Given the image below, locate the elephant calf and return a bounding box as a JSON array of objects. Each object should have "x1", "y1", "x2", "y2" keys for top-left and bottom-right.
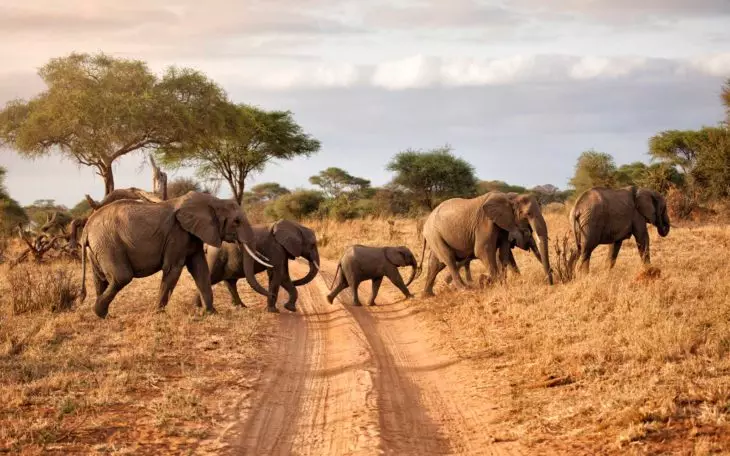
[
  {"x1": 571, "y1": 186, "x2": 670, "y2": 273},
  {"x1": 197, "y1": 219, "x2": 320, "y2": 313},
  {"x1": 327, "y1": 245, "x2": 417, "y2": 306}
]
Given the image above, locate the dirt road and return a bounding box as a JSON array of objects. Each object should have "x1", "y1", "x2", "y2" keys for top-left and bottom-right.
[{"x1": 223, "y1": 260, "x2": 522, "y2": 455}]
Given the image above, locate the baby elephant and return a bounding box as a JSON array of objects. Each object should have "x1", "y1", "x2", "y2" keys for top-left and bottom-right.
[{"x1": 327, "y1": 245, "x2": 417, "y2": 306}]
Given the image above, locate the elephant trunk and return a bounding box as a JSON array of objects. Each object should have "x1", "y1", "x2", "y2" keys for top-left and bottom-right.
[
  {"x1": 657, "y1": 212, "x2": 671, "y2": 237},
  {"x1": 292, "y1": 249, "x2": 320, "y2": 286},
  {"x1": 241, "y1": 242, "x2": 271, "y2": 297},
  {"x1": 529, "y1": 214, "x2": 553, "y2": 285},
  {"x1": 405, "y1": 259, "x2": 418, "y2": 287}
]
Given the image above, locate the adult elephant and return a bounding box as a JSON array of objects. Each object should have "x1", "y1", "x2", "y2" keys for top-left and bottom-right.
[
  {"x1": 79, "y1": 191, "x2": 272, "y2": 318},
  {"x1": 421, "y1": 191, "x2": 552, "y2": 296},
  {"x1": 198, "y1": 219, "x2": 320, "y2": 313},
  {"x1": 571, "y1": 186, "x2": 670, "y2": 273},
  {"x1": 446, "y1": 218, "x2": 542, "y2": 284}
]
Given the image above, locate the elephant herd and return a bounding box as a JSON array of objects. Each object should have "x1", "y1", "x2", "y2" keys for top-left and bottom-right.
[{"x1": 77, "y1": 184, "x2": 670, "y2": 318}]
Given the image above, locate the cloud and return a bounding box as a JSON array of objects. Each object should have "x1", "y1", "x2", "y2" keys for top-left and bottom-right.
[
  {"x1": 689, "y1": 53, "x2": 730, "y2": 77},
  {"x1": 363, "y1": 0, "x2": 520, "y2": 30},
  {"x1": 508, "y1": 0, "x2": 730, "y2": 21}
]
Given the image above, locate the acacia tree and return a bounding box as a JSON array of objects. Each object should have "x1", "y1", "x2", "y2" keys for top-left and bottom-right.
[
  {"x1": 387, "y1": 145, "x2": 477, "y2": 210},
  {"x1": 0, "y1": 53, "x2": 227, "y2": 196},
  {"x1": 569, "y1": 150, "x2": 617, "y2": 195},
  {"x1": 160, "y1": 103, "x2": 320, "y2": 204},
  {"x1": 309, "y1": 167, "x2": 370, "y2": 199},
  {"x1": 723, "y1": 78, "x2": 730, "y2": 123}
]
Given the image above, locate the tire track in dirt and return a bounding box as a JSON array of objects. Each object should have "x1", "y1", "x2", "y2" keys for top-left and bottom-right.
[
  {"x1": 230, "y1": 261, "x2": 380, "y2": 455},
  {"x1": 321, "y1": 258, "x2": 523, "y2": 456}
]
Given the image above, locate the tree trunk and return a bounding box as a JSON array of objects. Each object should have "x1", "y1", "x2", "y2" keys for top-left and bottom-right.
[
  {"x1": 102, "y1": 166, "x2": 115, "y2": 196},
  {"x1": 149, "y1": 155, "x2": 168, "y2": 200}
]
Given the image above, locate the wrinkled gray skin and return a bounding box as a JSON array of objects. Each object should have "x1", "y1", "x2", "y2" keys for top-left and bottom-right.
[
  {"x1": 421, "y1": 191, "x2": 553, "y2": 296},
  {"x1": 327, "y1": 245, "x2": 417, "y2": 306},
  {"x1": 445, "y1": 219, "x2": 542, "y2": 284},
  {"x1": 79, "y1": 192, "x2": 271, "y2": 318},
  {"x1": 196, "y1": 219, "x2": 320, "y2": 313},
  {"x1": 571, "y1": 186, "x2": 670, "y2": 273}
]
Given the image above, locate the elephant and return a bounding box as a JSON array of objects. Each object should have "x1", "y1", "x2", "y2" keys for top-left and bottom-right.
[
  {"x1": 570, "y1": 186, "x2": 670, "y2": 273},
  {"x1": 421, "y1": 191, "x2": 552, "y2": 296},
  {"x1": 445, "y1": 218, "x2": 542, "y2": 284},
  {"x1": 326, "y1": 245, "x2": 417, "y2": 306},
  {"x1": 79, "y1": 191, "x2": 273, "y2": 318},
  {"x1": 196, "y1": 219, "x2": 320, "y2": 313}
]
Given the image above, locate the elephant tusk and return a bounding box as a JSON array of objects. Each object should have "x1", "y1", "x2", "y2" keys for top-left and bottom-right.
[
  {"x1": 244, "y1": 243, "x2": 274, "y2": 268},
  {"x1": 313, "y1": 260, "x2": 320, "y2": 271}
]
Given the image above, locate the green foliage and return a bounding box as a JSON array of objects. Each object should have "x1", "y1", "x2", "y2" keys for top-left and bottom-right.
[
  {"x1": 0, "y1": 53, "x2": 227, "y2": 196},
  {"x1": 0, "y1": 167, "x2": 28, "y2": 234},
  {"x1": 160, "y1": 103, "x2": 320, "y2": 203},
  {"x1": 615, "y1": 162, "x2": 648, "y2": 186},
  {"x1": 309, "y1": 167, "x2": 370, "y2": 199},
  {"x1": 264, "y1": 189, "x2": 324, "y2": 220},
  {"x1": 69, "y1": 199, "x2": 92, "y2": 218},
  {"x1": 692, "y1": 127, "x2": 730, "y2": 199},
  {"x1": 23, "y1": 200, "x2": 72, "y2": 230},
  {"x1": 639, "y1": 163, "x2": 685, "y2": 193},
  {"x1": 477, "y1": 180, "x2": 527, "y2": 194},
  {"x1": 370, "y1": 185, "x2": 417, "y2": 217},
  {"x1": 529, "y1": 184, "x2": 573, "y2": 205},
  {"x1": 387, "y1": 145, "x2": 477, "y2": 209},
  {"x1": 242, "y1": 182, "x2": 290, "y2": 205},
  {"x1": 167, "y1": 177, "x2": 203, "y2": 199},
  {"x1": 648, "y1": 128, "x2": 721, "y2": 175},
  {"x1": 569, "y1": 150, "x2": 617, "y2": 195}
]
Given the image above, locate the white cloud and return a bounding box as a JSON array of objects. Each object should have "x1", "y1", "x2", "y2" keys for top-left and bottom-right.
[
  {"x1": 371, "y1": 55, "x2": 440, "y2": 90},
  {"x1": 569, "y1": 56, "x2": 647, "y2": 80},
  {"x1": 689, "y1": 53, "x2": 730, "y2": 77},
  {"x1": 440, "y1": 55, "x2": 536, "y2": 86}
]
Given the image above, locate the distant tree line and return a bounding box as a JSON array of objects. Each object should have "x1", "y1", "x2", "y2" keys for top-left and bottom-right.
[{"x1": 1, "y1": 52, "x2": 728, "y2": 226}]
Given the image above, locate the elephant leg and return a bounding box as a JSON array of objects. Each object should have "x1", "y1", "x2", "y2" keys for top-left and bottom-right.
[
  {"x1": 578, "y1": 243, "x2": 597, "y2": 274},
  {"x1": 266, "y1": 271, "x2": 283, "y2": 313},
  {"x1": 369, "y1": 277, "x2": 383, "y2": 306},
  {"x1": 224, "y1": 280, "x2": 246, "y2": 308},
  {"x1": 430, "y1": 235, "x2": 468, "y2": 290},
  {"x1": 282, "y1": 277, "x2": 298, "y2": 313},
  {"x1": 607, "y1": 241, "x2": 623, "y2": 269},
  {"x1": 184, "y1": 253, "x2": 214, "y2": 313},
  {"x1": 633, "y1": 224, "x2": 650, "y2": 265},
  {"x1": 499, "y1": 242, "x2": 520, "y2": 275},
  {"x1": 464, "y1": 260, "x2": 474, "y2": 283},
  {"x1": 423, "y1": 253, "x2": 446, "y2": 297},
  {"x1": 475, "y1": 230, "x2": 501, "y2": 284},
  {"x1": 349, "y1": 278, "x2": 362, "y2": 307},
  {"x1": 386, "y1": 268, "x2": 413, "y2": 300},
  {"x1": 94, "y1": 276, "x2": 131, "y2": 318},
  {"x1": 91, "y1": 265, "x2": 108, "y2": 297},
  {"x1": 158, "y1": 263, "x2": 185, "y2": 311},
  {"x1": 326, "y1": 268, "x2": 347, "y2": 304}
]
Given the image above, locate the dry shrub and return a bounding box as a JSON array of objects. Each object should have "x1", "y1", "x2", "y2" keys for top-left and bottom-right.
[
  {"x1": 552, "y1": 233, "x2": 579, "y2": 283},
  {"x1": 635, "y1": 265, "x2": 661, "y2": 282},
  {"x1": 6, "y1": 263, "x2": 77, "y2": 314},
  {"x1": 542, "y1": 202, "x2": 568, "y2": 215},
  {"x1": 666, "y1": 185, "x2": 698, "y2": 220}
]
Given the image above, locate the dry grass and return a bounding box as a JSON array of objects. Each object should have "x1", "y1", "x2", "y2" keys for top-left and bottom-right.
[
  {"x1": 315, "y1": 210, "x2": 730, "y2": 453},
  {"x1": 7, "y1": 263, "x2": 77, "y2": 314},
  {"x1": 0, "y1": 258, "x2": 274, "y2": 454}
]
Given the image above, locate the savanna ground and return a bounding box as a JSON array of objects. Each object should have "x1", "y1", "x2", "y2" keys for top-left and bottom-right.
[{"x1": 2, "y1": 204, "x2": 730, "y2": 454}]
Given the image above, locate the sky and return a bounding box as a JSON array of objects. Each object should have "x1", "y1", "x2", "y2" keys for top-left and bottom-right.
[{"x1": 0, "y1": 0, "x2": 729, "y2": 206}]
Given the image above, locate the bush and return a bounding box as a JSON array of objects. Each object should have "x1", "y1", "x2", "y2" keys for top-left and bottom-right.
[
  {"x1": 264, "y1": 189, "x2": 324, "y2": 220},
  {"x1": 665, "y1": 185, "x2": 698, "y2": 220},
  {"x1": 7, "y1": 263, "x2": 78, "y2": 314},
  {"x1": 167, "y1": 177, "x2": 203, "y2": 199}
]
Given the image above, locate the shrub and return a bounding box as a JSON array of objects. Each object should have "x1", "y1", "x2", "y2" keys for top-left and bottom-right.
[
  {"x1": 7, "y1": 263, "x2": 78, "y2": 314},
  {"x1": 264, "y1": 189, "x2": 324, "y2": 220},
  {"x1": 665, "y1": 185, "x2": 698, "y2": 220}
]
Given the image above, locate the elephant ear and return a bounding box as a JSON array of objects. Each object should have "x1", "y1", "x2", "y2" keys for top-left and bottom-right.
[
  {"x1": 273, "y1": 220, "x2": 303, "y2": 258},
  {"x1": 174, "y1": 192, "x2": 223, "y2": 247},
  {"x1": 635, "y1": 188, "x2": 658, "y2": 224},
  {"x1": 385, "y1": 247, "x2": 406, "y2": 266},
  {"x1": 482, "y1": 193, "x2": 518, "y2": 231}
]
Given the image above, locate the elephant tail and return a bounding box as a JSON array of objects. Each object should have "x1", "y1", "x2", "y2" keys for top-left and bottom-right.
[
  {"x1": 79, "y1": 230, "x2": 89, "y2": 303},
  {"x1": 328, "y1": 262, "x2": 342, "y2": 291},
  {"x1": 416, "y1": 236, "x2": 427, "y2": 278},
  {"x1": 571, "y1": 209, "x2": 583, "y2": 253}
]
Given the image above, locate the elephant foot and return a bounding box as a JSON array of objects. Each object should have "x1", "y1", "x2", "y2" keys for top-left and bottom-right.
[
  {"x1": 94, "y1": 308, "x2": 109, "y2": 319},
  {"x1": 232, "y1": 302, "x2": 247, "y2": 308},
  {"x1": 352, "y1": 301, "x2": 363, "y2": 307},
  {"x1": 204, "y1": 307, "x2": 217, "y2": 315},
  {"x1": 266, "y1": 305, "x2": 280, "y2": 313},
  {"x1": 421, "y1": 290, "x2": 435, "y2": 298},
  {"x1": 368, "y1": 301, "x2": 376, "y2": 306},
  {"x1": 284, "y1": 302, "x2": 297, "y2": 312},
  {"x1": 326, "y1": 295, "x2": 335, "y2": 304}
]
